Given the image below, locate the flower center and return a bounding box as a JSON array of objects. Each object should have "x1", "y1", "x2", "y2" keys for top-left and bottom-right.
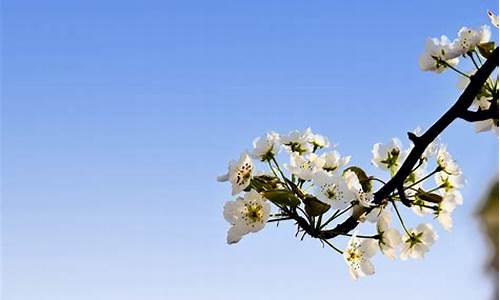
[
  {"x1": 236, "y1": 163, "x2": 253, "y2": 186},
  {"x1": 405, "y1": 232, "x2": 424, "y2": 248},
  {"x1": 244, "y1": 203, "x2": 263, "y2": 223},
  {"x1": 322, "y1": 184, "x2": 343, "y2": 201},
  {"x1": 380, "y1": 148, "x2": 400, "y2": 169}
]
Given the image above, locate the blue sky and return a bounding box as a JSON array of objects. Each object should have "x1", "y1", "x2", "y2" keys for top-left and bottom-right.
[{"x1": 2, "y1": 1, "x2": 499, "y2": 299}]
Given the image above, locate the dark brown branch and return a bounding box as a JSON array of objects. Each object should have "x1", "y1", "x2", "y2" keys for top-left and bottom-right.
[
  {"x1": 459, "y1": 108, "x2": 499, "y2": 121},
  {"x1": 316, "y1": 47, "x2": 499, "y2": 240}
]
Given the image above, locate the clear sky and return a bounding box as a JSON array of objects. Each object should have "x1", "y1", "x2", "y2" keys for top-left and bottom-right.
[{"x1": 2, "y1": 1, "x2": 499, "y2": 299}]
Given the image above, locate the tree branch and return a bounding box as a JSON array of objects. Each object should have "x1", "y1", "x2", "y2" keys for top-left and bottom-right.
[
  {"x1": 459, "y1": 108, "x2": 499, "y2": 121},
  {"x1": 317, "y1": 47, "x2": 499, "y2": 240}
]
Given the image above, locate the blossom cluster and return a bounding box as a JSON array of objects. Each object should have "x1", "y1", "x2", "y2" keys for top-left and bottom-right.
[
  {"x1": 419, "y1": 10, "x2": 499, "y2": 135},
  {"x1": 217, "y1": 128, "x2": 465, "y2": 279}
]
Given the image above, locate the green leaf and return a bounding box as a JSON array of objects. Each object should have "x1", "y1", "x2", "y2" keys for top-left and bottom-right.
[
  {"x1": 344, "y1": 166, "x2": 372, "y2": 192},
  {"x1": 285, "y1": 178, "x2": 306, "y2": 199},
  {"x1": 303, "y1": 195, "x2": 331, "y2": 216},
  {"x1": 478, "y1": 42, "x2": 496, "y2": 59},
  {"x1": 416, "y1": 188, "x2": 443, "y2": 203},
  {"x1": 262, "y1": 190, "x2": 301, "y2": 207},
  {"x1": 251, "y1": 175, "x2": 280, "y2": 192}
]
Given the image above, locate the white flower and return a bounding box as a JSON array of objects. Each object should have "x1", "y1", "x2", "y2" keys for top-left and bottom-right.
[
  {"x1": 365, "y1": 206, "x2": 386, "y2": 223},
  {"x1": 419, "y1": 36, "x2": 460, "y2": 73},
  {"x1": 474, "y1": 119, "x2": 499, "y2": 136},
  {"x1": 452, "y1": 25, "x2": 491, "y2": 55},
  {"x1": 309, "y1": 129, "x2": 330, "y2": 149},
  {"x1": 400, "y1": 223, "x2": 438, "y2": 260},
  {"x1": 434, "y1": 172, "x2": 465, "y2": 192},
  {"x1": 372, "y1": 138, "x2": 406, "y2": 174},
  {"x1": 444, "y1": 190, "x2": 464, "y2": 207},
  {"x1": 344, "y1": 170, "x2": 373, "y2": 207},
  {"x1": 281, "y1": 129, "x2": 314, "y2": 154},
  {"x1": 312, "y1": 171, "x2": 355, "y2": 210},
  {"x1": 376, "y1": 210, "x2": 402, "y2": 260},
  {"x1": 488, "y1": 10, "x2": 499, "y2": 28},
  {"x1": 429, "y1": 191, "x2": 462, "y2": 231},
  {"x1": 321, "y1": 150, "x2": 351, "y2": 172},
  {"x1": 286, "y1": 153, "x2": 325, "y2": 180},
  {"x1": 410, "y1": 192, "x2": 435, "y2": 217},
  {"x1": 251, "y1": 131, "x2": 281, "y2": 161},
  {"x1": 343, "y1": 234, "x2": 378, "y2": 280},
  {"x1": 436, "y1": 145, "x2": 461, "y2": 175},
  {"x1": 223, "y1": 190, "x2": 271, "y2": 244},
  {"x1": 217, "y1": 153, "x2": 254, "y2": 195},
  {"x1": 474, "y1": 97, "x2": 493, "y2": 110},
  {"x1": 434, "y1": 191, "x2": 463, "y2": 231}
]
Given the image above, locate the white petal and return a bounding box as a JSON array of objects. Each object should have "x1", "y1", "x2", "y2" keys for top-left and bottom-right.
[
  {"x1": 227, "y1": 226, "x2": 245, "y2": 244},
  {"x1": 359, "y1": 260, "x2": 375, "y2": 276}
]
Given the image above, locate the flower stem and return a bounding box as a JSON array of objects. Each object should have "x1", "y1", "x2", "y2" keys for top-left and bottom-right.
[
  {"x1": 319, "y1": 205, "x2": 353, "y2": 229},
  {"x1": 391, "y1": 200, "x2": 411, "y2": 236},
  {"x1": 268, "y1": 217, "x2": 292, "y2": 223},
  {"x1": 321, "y1": 239, "x2": 343, "y2": 254},
  {"x1": 267, "y1": 160, "x2": 281, "y2": 180},
  {"x1": 469, "y1": 52, "x2": 481, "y2": 70},
  {"x1": 442, "y1": 60, "x2": 470, "y2": 78},
  {"x1": 270, "y1": 157, "x2": 291, "y2": 190},
  {"x1": 404, "y1": 167, "x2": 440, "y2": 190},
  {"x1": 340, "y1": 233, "x2": 380, "y2": 239}
]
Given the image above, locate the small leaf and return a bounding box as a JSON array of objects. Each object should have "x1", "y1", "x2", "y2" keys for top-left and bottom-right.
[
  {"x1": 303, "y1": 195, "x2": 331, "y2": 216},
  {"x1": 344, "y1": 166, "x2": 372, "y2": 192},
  {"x1": 478, "y1": 42, "x2": 496, "y2": 59},
  {"x1": 251, "y1": 176, "x2": 280, "y2": 192},
  {"x1": 416, "y1": 188, "x2": 443, "y2": 203},
  {"x1": 285, "y1": 178, "x2": 306, "y2": 199},
  {"x1": 262, "y1": 190, "x2": 301, "y2": 207}
]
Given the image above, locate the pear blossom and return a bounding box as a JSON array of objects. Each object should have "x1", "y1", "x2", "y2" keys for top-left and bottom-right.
[
  {"x1": 281, "y1": 129, "x2": 314, "y2": 154},
  {"x1": 411, "y1": 196, "x2": 434, "y2": 217},
  {"x1": 321, "y1": 150, "x2": 351, "y2": 172},
  {"x1": 343, "y1": 234, "x2": 378, "y2": 280},
  {"x1": 217, "y1": 153, "x2": 254, "y2": 195},
  {"x1": 223, "y1": 190, "x2": 271, "y2": 244},
  {"x1": 309, "y1": 129, "x2": 330, "y2": 150},
  {"x1": 251, "y1": 131, "x2": 281, "y2": 161},
  {"x1": 376, "y1": 210, "x2": 402, "y2": 259},
  {"x1": 312, "y1": 171, "x2": 355, "y2": 210},
  {"x1": 434, "y1": 191, "x2": 463, "y2": 231},
  {"x1": 286, "y1": 153, "x2": 325, "y2": 180},
  {"x1": 452, "y1": 25, "x2": 491, "y2": 55},
  {"x1": 434, "y1": 172, "x2": 466, "y2": 192},
  {"x1": 344, "y1": 170, "x2": 373, "y2": 207},
  {"x1": 435, "y1": 199, "x2": 455, "y2": 231},
  {"x1": 372, "y1": 138, "x2": 406, "y2": 174},
  {"x1": 365, "y1": 206, "x2": 386, "y2": 223},
  {"x1": 436, "y1": 145, "x2": 461, "y2": 175},
  {"x1": 474, "y1": 118, "x2": 499, "y2": 136},
  {"x1": 400, "y1": 223, "x2": 438, "y2": 260},
  {"x1": 444, "y1": 190, "x2": 464, "y2": 207},
  {"x1": 488, "y1": 10, "x2": 499, "y2": 28},
  {"x1": 419, "y1": 35, "x2": 460, "y2": 73}
]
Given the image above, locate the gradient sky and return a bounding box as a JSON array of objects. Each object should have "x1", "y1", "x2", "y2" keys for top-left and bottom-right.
[{"x1": 2, "y1": 1, "x2": 499, "y2": 299}]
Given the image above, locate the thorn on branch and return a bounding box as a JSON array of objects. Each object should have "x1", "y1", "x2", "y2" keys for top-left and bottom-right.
[{"x1": 407, "y1": 132, "x2": 420, "y2": 145}]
